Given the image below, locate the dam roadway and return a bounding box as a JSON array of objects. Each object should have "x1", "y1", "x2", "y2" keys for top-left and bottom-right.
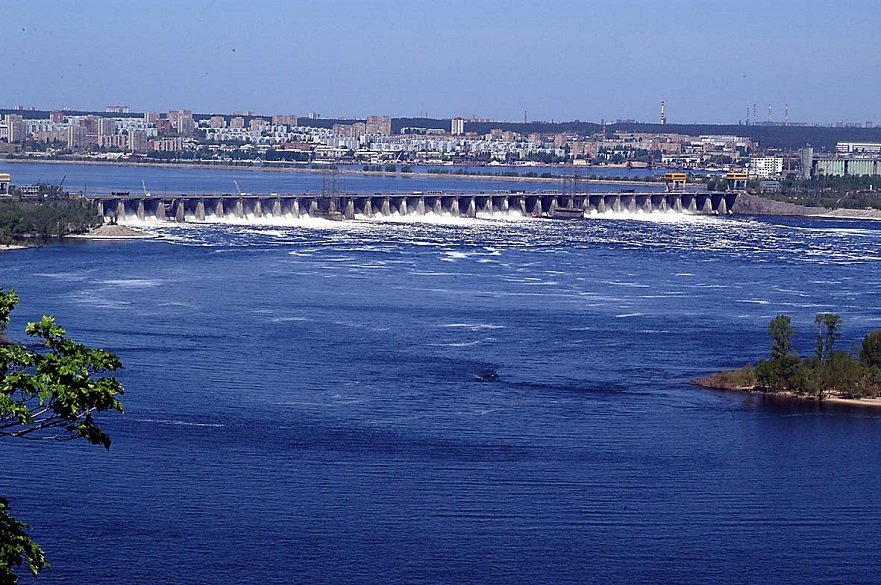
[{"x1": 90, "y1": 190, "x2": 740, "y2": 222}]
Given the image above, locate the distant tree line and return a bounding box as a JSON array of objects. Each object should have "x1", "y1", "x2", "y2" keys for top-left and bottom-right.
[
  {"x1": 462, "y1": 121, "x2": 881, "y2": 151},
  {"x1": 767, "y1": 174, "x2": 881, "y2": 209},
  {"x1": 362, "y1": 165, "x2": 413, "y2": 173},
  {"x1": 425, "y1": 168, "x2": 559, "y2": 179},
  {"x1": 703, "y1": 173, "x2": 881, "y2": 209}
]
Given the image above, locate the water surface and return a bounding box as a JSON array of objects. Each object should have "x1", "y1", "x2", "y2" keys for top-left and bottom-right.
[{"x1": 2, "y1": 208, "x2": 881, "y2": 584}]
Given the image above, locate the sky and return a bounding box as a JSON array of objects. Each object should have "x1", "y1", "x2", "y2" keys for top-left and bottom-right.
[{"x1": 1, "y1": 0, "x2": 880, "y2": 125}]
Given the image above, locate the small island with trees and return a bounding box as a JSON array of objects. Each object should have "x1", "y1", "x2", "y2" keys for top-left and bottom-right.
[
  {"x1": 693, "y1": 314, "x2": 881, "y2": 406},
  {"x1": 0, "y1": 184, "x2": 102, "y2": 248}
]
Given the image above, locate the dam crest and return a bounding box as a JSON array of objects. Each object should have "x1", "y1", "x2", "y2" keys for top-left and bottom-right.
[{"x1": 91, "y1": 191, "x2": 740, "y2": 223}]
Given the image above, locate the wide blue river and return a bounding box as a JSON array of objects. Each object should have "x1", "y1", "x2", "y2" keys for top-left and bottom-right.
[{"x1": 2, "y1": 166, "x2": 881, "y2": 584}]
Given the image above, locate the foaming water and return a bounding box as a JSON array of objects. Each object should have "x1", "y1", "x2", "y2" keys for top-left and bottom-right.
[
  {"x1": 1, "y1": 212, "x2": 881, "y2": 584},
  {"x1": 128, "y1": 212, "x2": 881, "y2": 267},
  {"x1": 585, "y1": 208, "x2": 710, "y2": 223}
]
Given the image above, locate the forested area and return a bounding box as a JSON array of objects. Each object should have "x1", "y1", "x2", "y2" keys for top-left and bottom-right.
[{"x1": 0, "y1": 191, "x2": 100, "y2": 244}]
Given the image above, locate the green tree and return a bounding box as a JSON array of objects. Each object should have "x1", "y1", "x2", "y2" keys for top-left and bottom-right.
[
  {"x1": 815, "y1": 313, "x2": 842, "y2": 366},
  {"x1": 756, "y1": 316, "x2": 800, "y2": 392},
  {"x1": 769, "y1": 315, "x2": 795, "y2": 361},
  {"x1": 825, "y1": 350, "x2": 865, "y2": 397},
  {"x1": 0, "y1": 499, "x2": 45, "y2": 582},
  {"x1": 0, "y1": 289, "x2": 125, "y2": 583},
  {"x1": 0, "y1": 292, "x2": 13, "y2": 340},
  {"x1": 860, "y1": 330, "x2": 881, "y2": 369},
  {"x1": 792, "y1": 359, "x2": 822, "y2": 398}
]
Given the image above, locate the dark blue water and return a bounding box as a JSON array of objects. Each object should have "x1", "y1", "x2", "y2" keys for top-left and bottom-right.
[
  {"x1": 2, "y1": 161, "x2": 667, "y2": 196},
  {"x1": 2, "y1": 197, "x2": 881, "y2": 583}
]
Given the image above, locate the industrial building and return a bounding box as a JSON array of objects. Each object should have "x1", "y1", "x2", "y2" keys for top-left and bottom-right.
[
  {"x1": 814, "y1": 157, "x2": 881, "y2": 177},
  {"x1": 801, "y1": 143, "x2": 881, "y2": 178}
]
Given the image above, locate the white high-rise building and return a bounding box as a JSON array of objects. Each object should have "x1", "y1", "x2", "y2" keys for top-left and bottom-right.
[{"x1": 748, "y1": 156, "x2": 784, "y2": 179}]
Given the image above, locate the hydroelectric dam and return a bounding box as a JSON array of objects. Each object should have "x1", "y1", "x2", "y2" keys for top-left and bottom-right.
[{"x1": 91, "y1": 190, "x2": 740, "y2": 223}]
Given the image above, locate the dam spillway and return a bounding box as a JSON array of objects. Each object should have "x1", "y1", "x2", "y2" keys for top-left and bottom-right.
[{"x1": 90, "y1": 191, "x2": 739, "y2": 223}]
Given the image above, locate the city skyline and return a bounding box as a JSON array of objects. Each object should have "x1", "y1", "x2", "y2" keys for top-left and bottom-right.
[{"x1": 3, "y1": 1, "x2": 881, "y2": 125}]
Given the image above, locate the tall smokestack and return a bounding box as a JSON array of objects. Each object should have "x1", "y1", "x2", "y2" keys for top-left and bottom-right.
[
  {"x1": 660, "y1": 101, "x2": 666, "y2": 125},
  {"x1": 768, "y1": 103, "x2": 772, "y2": 122},
  {"x1": 784, "y1": 104, "x2": 789, "y2": 126},
  {"x1": 753, "y1": 104, "x2": 757, "y2": 125}
]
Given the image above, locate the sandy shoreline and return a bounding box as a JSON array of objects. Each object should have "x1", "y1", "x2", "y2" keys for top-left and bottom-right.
[
  {"x1": 66, "y1": 224, "x2": 159, "y2": 240},
  {"x1": 692, "y1": 379, "x2": 881, "y2": 408},
  {"x1": 807, "y1": 210, "x2": 881, "y2": 221},
  {"x1": 820, "y1": 396, "x2": 881, "y2": 408}
]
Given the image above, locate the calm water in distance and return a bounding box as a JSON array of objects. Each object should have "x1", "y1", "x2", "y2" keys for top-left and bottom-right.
[
  {"x1": 2, "y1": 161, "x2": 668, "y2": 196},
  {"x1": 1, "y1": 164, "x2": 881, "y2": 584}
]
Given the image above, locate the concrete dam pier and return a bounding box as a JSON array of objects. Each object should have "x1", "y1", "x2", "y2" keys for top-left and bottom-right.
[{"x1": 92, "y1": 191, "x2": 739, "y2": 223}]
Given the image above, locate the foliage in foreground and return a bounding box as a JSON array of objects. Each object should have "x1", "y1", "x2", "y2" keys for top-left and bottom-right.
[
  {"x1": 0, "y1": 498, "x2": 46, "y2": 582},
  {"x1": 0, "y1": 289, "x2": 125, "y2": 583},
  {"x1": 752, "y1": 314, "x2": 881, "y2": 398}
]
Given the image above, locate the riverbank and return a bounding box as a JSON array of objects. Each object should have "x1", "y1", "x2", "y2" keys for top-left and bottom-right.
[
  {"x1": 732, "y1": 192, "x2": 881, "y2": 220},
  {"x1": 691, "y1": 375, "x2": 881, "y2": 407},
  {"x1": 810, "y1": 208, "x2": 881, "y2": 221}
]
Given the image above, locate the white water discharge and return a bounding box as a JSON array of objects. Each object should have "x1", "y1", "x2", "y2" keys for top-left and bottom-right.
[
  {"x1": 120, "y1": 206, "x2": 716, "y2": 240},
  {"x1": 585, "y1": 209, "x2": 712, "y2": 224},
  {"x1": 113, "y1": 206, "x2": 881, "y2": 268}
]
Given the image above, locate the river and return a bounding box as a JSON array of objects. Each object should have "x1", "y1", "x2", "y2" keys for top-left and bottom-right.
[
  {"x1": 1, "y1": 164, "x2": 880, "y2": 584},
  {"x1": 1, "y1": 161, "x2": 668, "y2": 196}
]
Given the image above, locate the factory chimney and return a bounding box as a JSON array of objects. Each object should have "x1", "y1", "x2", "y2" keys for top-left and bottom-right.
[{"x1": 660, "y1": 101, "x2": 666, "y2": 125}]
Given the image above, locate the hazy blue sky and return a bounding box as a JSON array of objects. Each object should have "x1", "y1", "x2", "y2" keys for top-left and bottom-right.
[{"x1": 2, "y1": 0, "x2": 879, "y2": 124}]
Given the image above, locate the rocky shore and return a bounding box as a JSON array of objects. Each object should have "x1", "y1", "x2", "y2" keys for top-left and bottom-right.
[{"x1": 732, "y1": 192, "x2": 881, "y2": 220}]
